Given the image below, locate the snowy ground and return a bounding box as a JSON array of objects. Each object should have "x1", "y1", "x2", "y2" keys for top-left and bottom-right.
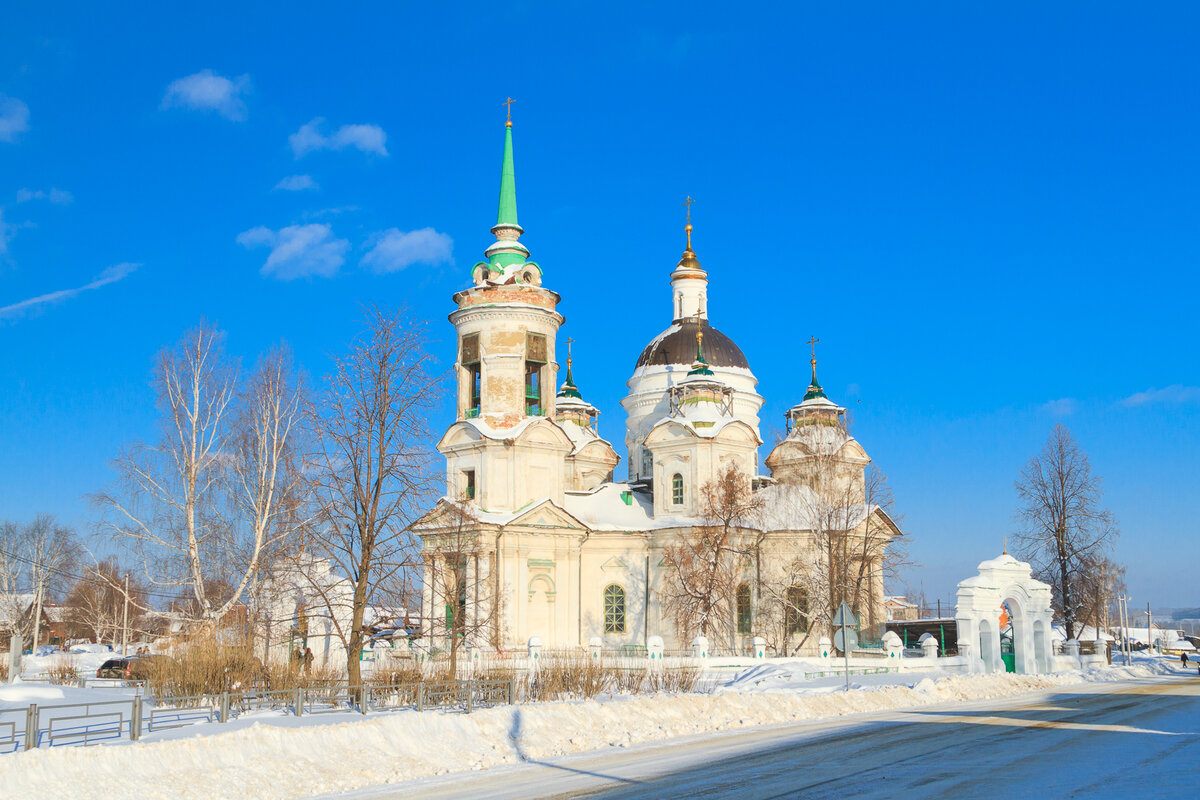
[{"x1": 1, "y1": 655, "x2": 1189, "y2": 800}]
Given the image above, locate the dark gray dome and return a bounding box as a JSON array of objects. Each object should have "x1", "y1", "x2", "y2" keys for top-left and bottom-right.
[{"x1": 635, "y1": 317, "x2": 751, "y2": 370}]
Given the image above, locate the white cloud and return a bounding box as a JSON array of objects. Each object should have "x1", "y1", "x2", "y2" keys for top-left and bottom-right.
[
  {"x1": 161, "y1": 70, "x2": 250, "y2": 121},
  {"x1": 274, "y1": 174, "x2": 318, "y2": 192},
  {"x1": 1120, "y1": 385, "x2": 1200, "y2": 407},
  {"x1": 0, "y1": 262, "x2": 139, "y2": 321},
  {"x1": 0, "y1": 95, "x2": 30, "y2": 142},
  {"x1": 361, "y1": 228, "x2": 454, "y2": 273},
  {"x1": 289, "y1": 118, "x2": 388, "y2": 157},
  {"x1": 16, "y1": 187, "x2": 73, "y2": 204},
  {"x1": 237, "y1": 223, "x2": 348, "y2": 280},
  {"x1": 1041, "y1": 398, "x2": 1077, "y2": 416}
]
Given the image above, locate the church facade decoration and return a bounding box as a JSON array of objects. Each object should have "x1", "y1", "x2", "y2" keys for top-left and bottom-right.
[{"x1": 414, "y1": 115, "x2": 902, "y2": 655}]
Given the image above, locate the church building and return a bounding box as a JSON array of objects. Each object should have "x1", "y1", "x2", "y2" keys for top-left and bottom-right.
[{"x1": 415, "y1": 116, "x2": 901, "y2": 656}]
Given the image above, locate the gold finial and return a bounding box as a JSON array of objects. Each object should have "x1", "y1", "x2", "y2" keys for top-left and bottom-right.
[
  {"x1": 566, "y1": 336, "x2": 574, "y2": 370},
  {"x1": 1003, "y1": 536, "x2": 1007, "y2": 555},
  {"x1": 696, "y1": 327, "x2": 704, "y2": 352},
  {"x1": 682, "y1": 195, "x2": 695, "y2": 250},
  {"x1": 503, "y1": 96, "x2": 515, "y2": 127},
  {"x1": 807, "y1": 336, "x2": 819, "y2": 379}
]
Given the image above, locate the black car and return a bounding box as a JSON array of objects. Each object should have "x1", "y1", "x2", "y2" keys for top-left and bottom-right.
[{"x1": 95, "y1": 654, "x2": 171, "y2": 680}]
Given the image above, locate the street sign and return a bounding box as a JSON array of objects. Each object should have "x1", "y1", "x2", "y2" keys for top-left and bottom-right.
[
  {"x1": 834, "y1": 627, "x2": 858, "y2": 653},
  {"x1": 832, "y1": 602, "x2": 858, "y2": 629}
]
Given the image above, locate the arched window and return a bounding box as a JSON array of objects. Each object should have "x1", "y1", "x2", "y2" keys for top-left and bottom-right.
[
  {"x1": 671, "y1": 473, "x2": 684, "y2": 505},
  {"x1": 786, "y1": 586, "x2": 809, "y2": 635},
  {"x1": 736, "y1": 583, "x2": 752, "y2": 635},
  {"x1": 603, "y1": 584, "x2": 626, "y2": 634}
]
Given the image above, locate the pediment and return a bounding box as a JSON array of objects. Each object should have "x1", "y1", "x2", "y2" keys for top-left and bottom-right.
[
  {"x1": 575, "y1": 439, "x2": 621, "y2": 464},
  {"x1": 515, "y1": 419, "x2": 575, "y2": 449},
  {"x1": 600, "y1": 556, "x2": 628, "y2": 572},
  {"x1": 412, "y1": 498, "x2": 494, "y2": 535},
  {"x1": 644, "y1": 420, "x2": 696, "y2": 444},
  {"x1": 437, "y1": 422, "x2": 484, "y2": 451},
  {"x1": 712, "y1": 420, "x2": 762, "y2": 444},
  {"x1": 508, "y1": 499, "x2": 587, "y2": 531}
]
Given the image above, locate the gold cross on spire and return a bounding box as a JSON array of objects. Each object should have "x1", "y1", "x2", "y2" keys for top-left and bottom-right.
[
  {"x1": 682, "y1": 196, "x2": 695, "y2": 249},
  {"x1": 503, "y1": 97, "x2": 515, "y2": 127},
  {"x1": 807, "y1": 336, "x2": 819, "y2": 382},
  {"x1": 566, "y1": 336, "x2": 574, "y2": 368}
]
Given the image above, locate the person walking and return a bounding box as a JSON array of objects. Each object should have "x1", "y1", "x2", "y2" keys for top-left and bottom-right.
[{"x1": 303, "y1": 646, "x2": 314, "y2": 674}]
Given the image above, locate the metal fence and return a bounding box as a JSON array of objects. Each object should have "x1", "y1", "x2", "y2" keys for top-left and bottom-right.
[{"x1": 0, "y1": 678, "x2": 516, "y2": 755}]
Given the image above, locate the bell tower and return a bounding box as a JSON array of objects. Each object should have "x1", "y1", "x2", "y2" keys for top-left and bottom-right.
[{"x1": 449, "y1": 112, "x2": 563, "y2": 429}]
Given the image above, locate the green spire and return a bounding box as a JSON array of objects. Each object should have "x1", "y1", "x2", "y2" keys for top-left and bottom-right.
[
  {"x1": 496, "y1": 123, "x2": 518, "y2": 229},
  {"x1": 803, "y1": 335, "x2": 827, "y2": 401},
  {"x1": 558, "y1": 337, "x2": 582, "y2": 399}
]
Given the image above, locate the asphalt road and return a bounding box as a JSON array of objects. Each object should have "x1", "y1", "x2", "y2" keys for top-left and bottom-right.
[{"x1": 354, "y1": 676, "x2": 1200, "y2": 799}]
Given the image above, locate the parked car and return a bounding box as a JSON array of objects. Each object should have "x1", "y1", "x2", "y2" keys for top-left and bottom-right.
[{"x1": 95, "y1": 654, "x2": 173, "y2": 680}]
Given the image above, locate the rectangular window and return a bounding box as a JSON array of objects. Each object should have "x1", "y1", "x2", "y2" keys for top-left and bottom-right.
[
  {"x1": 462, "y1": 334, "x2": 481, "y2": 417},
  {"x1": 786, "y1": 586, "x2": 809, "y2": 635},
  {"x1": 525, "y1": 362, "x2": 541, "y2": 415},
  {"x1": 736, "y1": 584, "x2": 752, "y2": 635},
  {"x1": 462, "y1": 469, "x2": 475, "y2": 500},
  {"x1": 671, "y1": 473, "x2": 684, "y2": 505},
  {"x1": 525, "y1": 333, "x2": 546, "y2": 416},
  {"x1": 604, "y1": 584, "x2": 626, "y2": 634}
]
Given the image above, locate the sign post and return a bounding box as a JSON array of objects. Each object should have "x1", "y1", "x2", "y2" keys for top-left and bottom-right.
[{"x1": 832, "y1": 602, "x2": 858, "y2": 693}]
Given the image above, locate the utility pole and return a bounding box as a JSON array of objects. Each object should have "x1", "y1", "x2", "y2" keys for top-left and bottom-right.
[
  {"x1": 1147, "y1": 603, "x2": 1153, "y2": 652},
  {"x1": 31, "y1": 584, "x2": 43, "y2": 653},
  {"x1": 122, "y1": 574, "x2": 130, "y2": 654}
]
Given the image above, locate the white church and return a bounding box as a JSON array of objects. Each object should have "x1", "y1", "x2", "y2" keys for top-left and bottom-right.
[{"x1": 415, "y1": 117, "x2": 901, "y2": 656}]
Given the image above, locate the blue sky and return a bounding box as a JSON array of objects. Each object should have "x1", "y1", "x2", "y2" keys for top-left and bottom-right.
[{"x1": 1, "y1": 3, "x2": 1197, "y2": 606}]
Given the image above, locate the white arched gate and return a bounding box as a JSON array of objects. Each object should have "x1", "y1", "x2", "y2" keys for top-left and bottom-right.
[{"x1": 955, "y1": 553, "x2": 1055, "y2": 675}]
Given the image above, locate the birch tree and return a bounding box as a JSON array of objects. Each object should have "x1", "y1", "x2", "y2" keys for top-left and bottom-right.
[
  {"x1": 95, "y1": 325, "x2": 306, "y2": 621},
  {"x1": 1014, "y1": 424, "x2": 1119, "y2": 640}
]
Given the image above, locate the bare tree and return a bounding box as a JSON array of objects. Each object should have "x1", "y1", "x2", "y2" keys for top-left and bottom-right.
[
  {"x1": 307, "y1": 306, "x2": 441, "y2": 687},
  {"x1": 421, "y1": 500, "x2": 503, "y2": 675},
  {"x1": 0, "y1": 521, "x2": 25, "y2": 644},
  {"x1": 1076, "y1": 555, "x2": 1125, "y2": 638},
  {"x1": 95, "y1": 326, "x2": 306, "y2": 623},
  {"x1": 1014, "y1": 424, "x2": 1118, "y2": 640},
  {"x1": 0, "y1": 517, "x2": 79, "y2": 648},
  {"x1": 662, "y1": 464, "x2": 761, "y2": 643},
  {"x1": 64, "y1": 558, "x2": 147, "y2": 646}
]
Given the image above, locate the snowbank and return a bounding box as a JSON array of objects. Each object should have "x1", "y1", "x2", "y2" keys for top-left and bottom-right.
[{"x1": 0, "y1": 659, "x2": 1186, "y2": 800}]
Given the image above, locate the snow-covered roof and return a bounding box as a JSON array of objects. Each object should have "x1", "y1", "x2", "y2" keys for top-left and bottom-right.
[
  {"x1": 753, "y1": 482, "x2": 871, "y2": 532},
  {"x1": 780, "y1": 423, "x2": 855, "y2": 456},
  {"x1": 563, "y1": 483, "x2": 700, "y2": 531}
]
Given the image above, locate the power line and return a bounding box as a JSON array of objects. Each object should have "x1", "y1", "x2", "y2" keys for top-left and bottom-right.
[{"x1": 0, "y1": 543, "x2": 199, "y2": 601}]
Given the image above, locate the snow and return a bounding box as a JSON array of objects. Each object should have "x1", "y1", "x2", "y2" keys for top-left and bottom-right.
[
  {"x1": 563, "y1": 483, "x2": 699, "y2": 531},
  {"x1": 0, "y1": 658, "x2": 1186, "y2": 800}
]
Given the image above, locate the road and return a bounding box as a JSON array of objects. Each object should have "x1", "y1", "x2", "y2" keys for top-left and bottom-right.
[{"x1": 347, "y1": 675, "x2": 1200, "y2": 799}]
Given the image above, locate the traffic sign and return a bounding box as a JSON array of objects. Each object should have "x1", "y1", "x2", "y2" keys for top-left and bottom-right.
[
  {"x1": 833, "y1": 627, "x2": 858, "y2": 653},
  {"x1": 832, "y1": 602, "x2": 858, "y2": 629}
]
